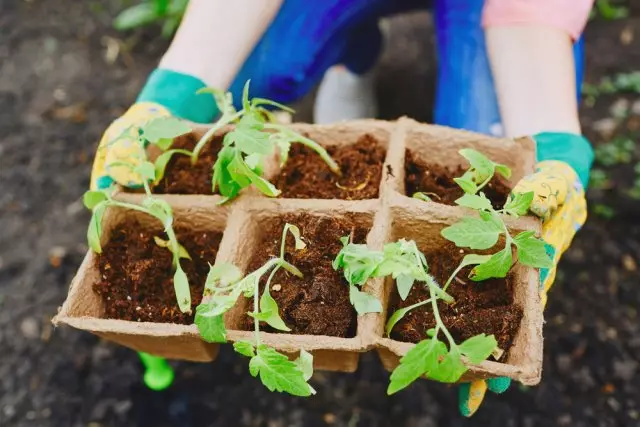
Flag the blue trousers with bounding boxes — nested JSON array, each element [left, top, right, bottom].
[[228, 0, 584, 136]]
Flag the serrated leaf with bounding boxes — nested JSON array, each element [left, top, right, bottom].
[[294, 349, 314, 381], [426, 349, 467, 383], [249, 345, 313, 396], [396, 274, 415, 301], [87, 202, 106, 253], [387, 338, 448, 394], [349, 285, 382, 315], [142, 117, 191, 143], [455, 193, 492, 211], [284, 223, 306, 250], [153, 236, 191, 261], [195, 302, 226, 343], [259, 289, 291, 331], [333, 241, 383, 286], [458, 334, 497, 364], [234, 341, 256, 357], [513, 232, 554, 268], [227, 118, 271, 156], [441, 217, 502, 250], [503, 191, 534, 216], [470, 246, 513, 281], [83, 190, 108, 209], [173, 265, 191, 313]]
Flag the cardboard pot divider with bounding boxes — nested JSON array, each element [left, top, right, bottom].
[[54, 117, 543, 384]]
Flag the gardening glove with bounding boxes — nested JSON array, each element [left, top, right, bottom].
[[90, 68, 219, 190], [459, 132, 594, 417]]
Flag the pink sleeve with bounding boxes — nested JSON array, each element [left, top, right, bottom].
[[482, 0, 594, 40]]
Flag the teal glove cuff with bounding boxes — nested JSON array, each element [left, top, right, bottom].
[[137, 68, 219, 123], [534, 132, 594, 189]]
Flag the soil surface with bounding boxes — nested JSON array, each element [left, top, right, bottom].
[[389, 243, 522, 359], [276, 135, 386, 199], [243, 213, 369, 337], [3, 1, 640, 426], [94, 220, 222, 324], [153, 133, 222, 195], [405, 150, 512, 208]]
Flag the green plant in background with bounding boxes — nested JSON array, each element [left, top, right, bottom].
[[594, 137, 635, 167], [194, 224, 315, 396], [83, 119, 195, 313], [589, 168, 612, 190], [590, 0, 629, 20], [582, 72, 640, 106], [114, 0, 188, 38]]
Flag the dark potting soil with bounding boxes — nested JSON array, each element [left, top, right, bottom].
[[276, 134, 386, 199], [93, 219, 222, 324], [405, 150, 511, 209], [243, 213, 370, 337], [153, 132, 222, 195], [389, 243, 523, 359]]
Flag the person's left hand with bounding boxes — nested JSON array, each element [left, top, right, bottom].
[[458, 133, 590, 416]]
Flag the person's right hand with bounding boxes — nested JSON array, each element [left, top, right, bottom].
[[90, 102, 172, 190]]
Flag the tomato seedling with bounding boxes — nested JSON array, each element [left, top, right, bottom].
[[192, 81, 340, 202], [194, 223, 315, 396]]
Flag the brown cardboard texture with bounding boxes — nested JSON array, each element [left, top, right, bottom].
[[54, 117, 542, 382]]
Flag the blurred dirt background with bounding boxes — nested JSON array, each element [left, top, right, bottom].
[[1, 1, 640, 426]]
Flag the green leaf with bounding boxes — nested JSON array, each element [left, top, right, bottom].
[[213, 146, 243, 198], [349, 285, 382, 315], [258, 289, 291, 332], [241, 80, 251, 113], [387, 337, 448, 394], [453, 174, 478, 195], [396, 274, 415, 301], [470, 246, 513, 281], [153, 149, 191, 184], [226, 114, 271, 156], [113, 3, 157, 30], [455, 193, 492, 211], [153, 236, 191, 261], [204, 263, 243, 291], [332, 240, 383, 286], [233, 341, 256, 357], [513, 231, 554, 268], [495, 163, 512, 179], [154, 138, 173, 151], [87, 202, 106, 253], [459, 148, 495, 182], [173, 265, 191, 313], [195, 303, 226, 343], [83, 190, 108, 210], [412, 192, 432, 202], [503, 191, 534, 216], [251, 97, 295, 113], [426, 349, 467, 383], [294, 349, 314, 382], [385, 304, 420, 337], [284, 224, 306, 250], [227, 152, 280, 197], [135, 161, 156, 182], [458, 334, 498, 364], [142, 117, 191, 143], [249, 345, 313, 396], [441, 217, 502, 250]]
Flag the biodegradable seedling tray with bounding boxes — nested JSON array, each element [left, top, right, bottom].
[[54, 117, 543, 383]]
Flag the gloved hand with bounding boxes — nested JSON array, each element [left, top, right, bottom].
[[458, 132, 593, 416], [90, 102, 171, 190], [89, 68, 220, 390]]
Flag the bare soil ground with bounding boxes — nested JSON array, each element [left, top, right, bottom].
[[1, 1, 639, 426]]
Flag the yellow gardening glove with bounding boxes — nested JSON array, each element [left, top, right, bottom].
[[90, 102, 171, 190], [460, 131, 593, 416]]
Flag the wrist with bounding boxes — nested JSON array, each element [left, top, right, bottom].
[[137, 68, 219, 123], [534, 132, 593, 189]]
